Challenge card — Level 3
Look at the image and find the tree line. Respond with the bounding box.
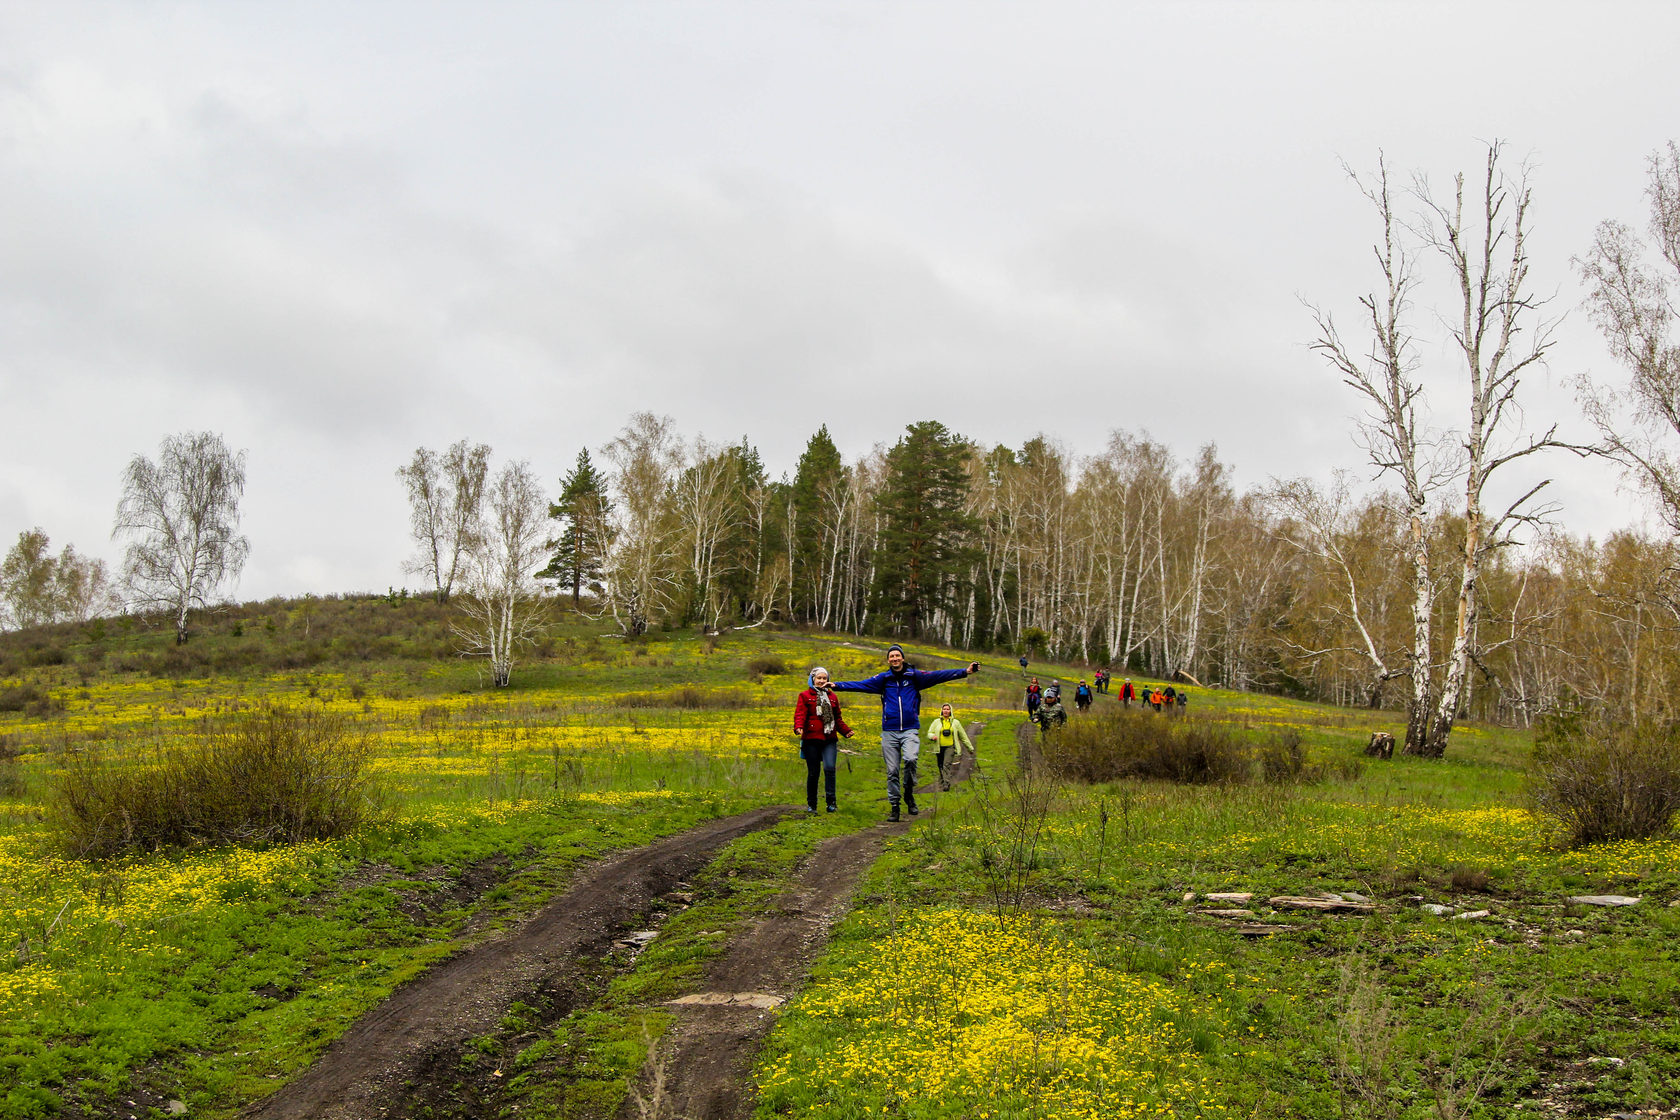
[6,140,1680,762]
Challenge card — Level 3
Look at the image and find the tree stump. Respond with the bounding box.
[1364,731,1395,759]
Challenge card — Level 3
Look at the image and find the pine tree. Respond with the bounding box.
[869,421,976,639]
[539,449,613,606]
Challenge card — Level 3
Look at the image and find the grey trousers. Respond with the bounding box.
[881,728,920,807]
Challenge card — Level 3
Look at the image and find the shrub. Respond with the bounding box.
[1252,728,1362,784]
[51,708,386,858]
[0,682,61,717]
[1528,718,1680,846]
[616,687,753,710]
[0,738,23,797]
[746,655,787,678]
[1042,711,1251,785]
[1257,728,1309,783]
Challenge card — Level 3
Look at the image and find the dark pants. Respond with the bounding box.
[801,739,838,809]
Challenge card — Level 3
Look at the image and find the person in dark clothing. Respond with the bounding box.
[1176,689,1189,711]
[1018,654,1029,671]
[793,666,853,813]
[1163,685,1177,709]
[1025,677,1043,716]
[831,644,978,821]
[1074,679,1093,711]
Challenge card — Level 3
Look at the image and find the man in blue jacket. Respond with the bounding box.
[831,643,979,821]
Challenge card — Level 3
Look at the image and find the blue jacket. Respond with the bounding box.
[830,666,969,733]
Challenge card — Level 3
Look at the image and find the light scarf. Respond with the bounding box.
[812,687,837,736]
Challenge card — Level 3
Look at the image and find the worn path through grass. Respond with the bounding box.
[244,805,792,1120]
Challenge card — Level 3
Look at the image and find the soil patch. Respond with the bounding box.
[242,806,789,1120]
[619,722,989,1120]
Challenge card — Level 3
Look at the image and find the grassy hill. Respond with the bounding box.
[0,601,1675,1118]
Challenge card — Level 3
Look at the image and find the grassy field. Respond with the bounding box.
[1,606,1676,1118]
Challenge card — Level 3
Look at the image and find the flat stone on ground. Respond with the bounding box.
[1268,895,1375,913]
[1234,923,1292,936]
[668,991,785,1009]
[1567,895,1640,906]
[1204,892,1253,903]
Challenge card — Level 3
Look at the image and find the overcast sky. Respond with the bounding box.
[2,2,1674,599]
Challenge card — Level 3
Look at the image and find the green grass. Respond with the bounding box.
[2,612,1677,1118]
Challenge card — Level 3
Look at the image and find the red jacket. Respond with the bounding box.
[794,687,853,741]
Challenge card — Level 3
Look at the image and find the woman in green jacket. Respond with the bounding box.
[925,703,974,791]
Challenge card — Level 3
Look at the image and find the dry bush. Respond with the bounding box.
[0,737,23,797]
[1041,710,1251,785]
[0,681,61,717]
[51,708,386,857]
[745,654,786,680]
[616,686,753,710]
[1254,728,1363,784]
[1257,728,1310,784]
[1528,717,1680,846]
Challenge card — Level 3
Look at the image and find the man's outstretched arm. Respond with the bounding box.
[829,671,887,694]
[912,663,980,689]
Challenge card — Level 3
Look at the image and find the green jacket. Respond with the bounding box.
[925,716,973,758]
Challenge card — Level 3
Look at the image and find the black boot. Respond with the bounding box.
[888,803,901,822]
[904,761,919,815]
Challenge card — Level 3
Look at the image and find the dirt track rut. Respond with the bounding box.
[618,722,987,1120]
[243,805,789,1120]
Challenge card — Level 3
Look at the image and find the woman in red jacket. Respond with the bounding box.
[793,666,853,813]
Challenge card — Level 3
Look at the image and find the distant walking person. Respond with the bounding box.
[1025,677,1043,716]
[831,644,979,821]
[1074,679,1093,712]
[793,667,853,813]
[1120,678,1135,708]
[926,703,974,790]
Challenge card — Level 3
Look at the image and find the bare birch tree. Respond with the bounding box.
[1578,140,1680,614]
[113,431,250,644]
[1268,476,1410,706]
[453,460,550,687]
[398,440,490,604]
[1310,155,1444,752]
[1418,142,1579,755]
[602,412,682,636]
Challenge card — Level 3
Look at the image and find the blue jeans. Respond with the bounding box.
[881,728,920,808]
[800,739,838,808]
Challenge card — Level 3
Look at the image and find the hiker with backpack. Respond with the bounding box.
[1025,677,1043,716]
[793,666,854,813]
[830,644,979,821]
[1074,679,1093,712]
[926,702,974,790]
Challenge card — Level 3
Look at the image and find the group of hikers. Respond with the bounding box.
[793,643,978,821]
[792,644,1190,817]
[1023,667,1188,727]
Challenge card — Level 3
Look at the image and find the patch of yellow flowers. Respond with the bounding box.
[758,908,1209,1118]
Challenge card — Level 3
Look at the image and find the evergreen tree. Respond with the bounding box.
[869,421,976,638]
[539,449,613,606]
